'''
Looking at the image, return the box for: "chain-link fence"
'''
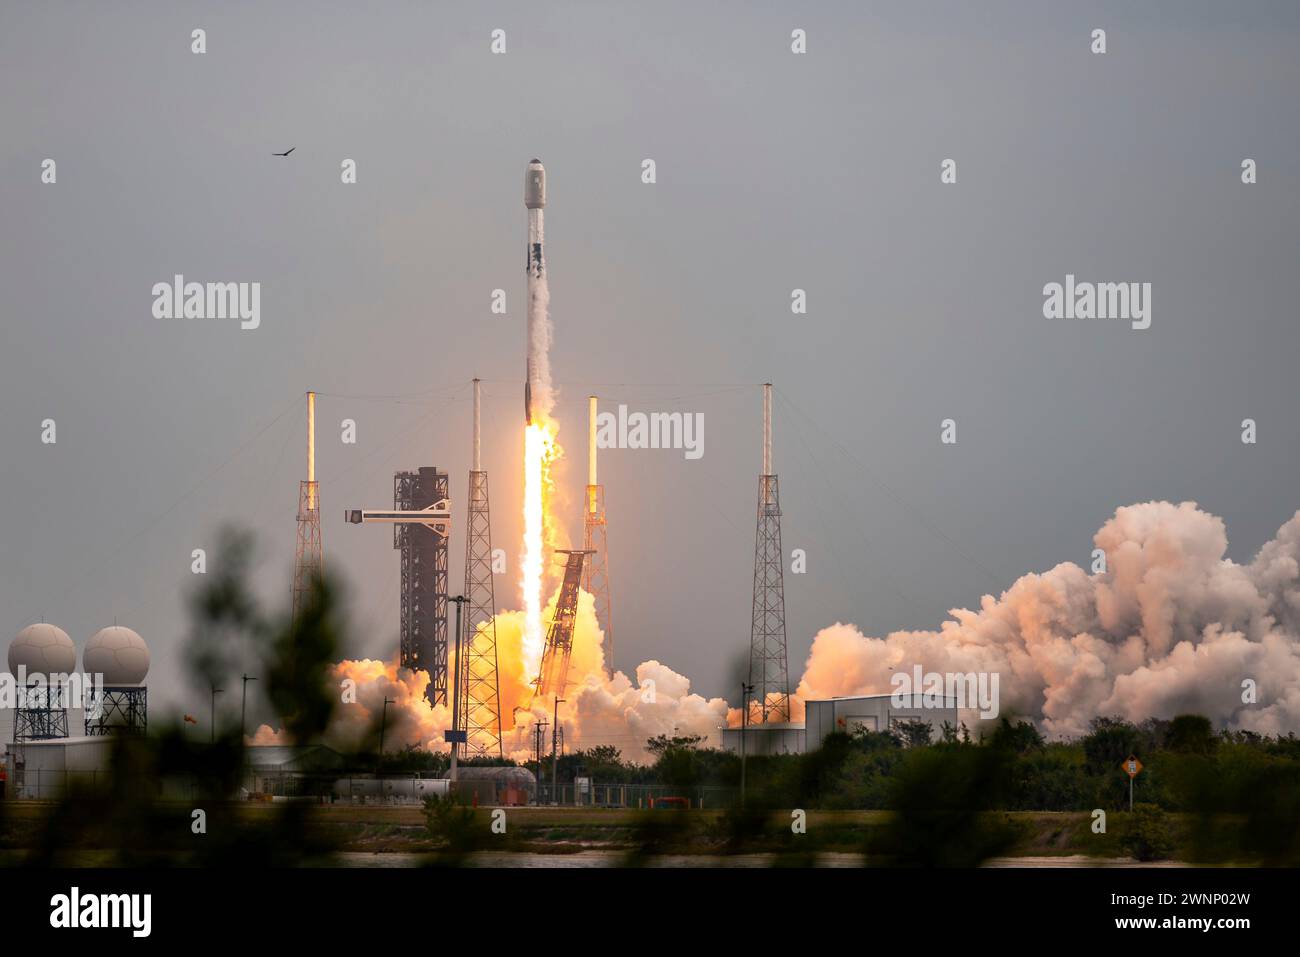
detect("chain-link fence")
[5,767,740,809]
[534,782,738,808]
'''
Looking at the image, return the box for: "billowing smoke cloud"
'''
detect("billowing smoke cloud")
[253,586,729,762]
[795,502,1300,737]
[252,501,1300,755]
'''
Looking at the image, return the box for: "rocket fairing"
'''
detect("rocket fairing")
[525,159,546,424]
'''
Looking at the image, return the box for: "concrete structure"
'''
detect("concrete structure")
[804,694,960,750]
[4,736,114,800]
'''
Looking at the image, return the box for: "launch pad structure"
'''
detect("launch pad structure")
[582,395,614,675]
[346,470,453,708]
[533,549,594,702]
[394,468,451,706]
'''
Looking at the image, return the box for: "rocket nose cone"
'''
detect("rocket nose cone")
[525,160,546,208]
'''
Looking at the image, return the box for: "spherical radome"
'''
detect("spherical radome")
[8,623,77,676]
[83,626,150,685]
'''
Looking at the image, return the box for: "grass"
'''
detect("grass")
[0,802,1205,861]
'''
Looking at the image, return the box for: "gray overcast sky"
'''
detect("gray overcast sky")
[2,1,1298,726]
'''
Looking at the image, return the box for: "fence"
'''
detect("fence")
[4,768,740,809]
[533,782,738,808]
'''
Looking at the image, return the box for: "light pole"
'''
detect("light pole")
[535,718,548,805]
[240,673,257,741]
[740,682,753,808]
[552,697,565,805]
[210,684,224,745]
[378,696,395,769]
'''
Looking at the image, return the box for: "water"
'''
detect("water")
[331,851,1180,868]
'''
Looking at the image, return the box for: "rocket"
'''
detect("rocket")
[524,158,546,424]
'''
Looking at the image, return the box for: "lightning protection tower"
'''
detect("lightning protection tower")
[748,383,790,723]
[582,395,614,675]
[460,379,503,757]
[292,391,323,623]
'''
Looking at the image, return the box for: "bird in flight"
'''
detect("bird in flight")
[272,147,295,157]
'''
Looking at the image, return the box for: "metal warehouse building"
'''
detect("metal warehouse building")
[4,736,115,800]
[720,694,962,755]
[804,694,960,750]
[718,722,806,756]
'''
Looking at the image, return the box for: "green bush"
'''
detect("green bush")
[1119,803,1175,861]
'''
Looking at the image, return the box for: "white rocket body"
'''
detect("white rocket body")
[525,159,546,424]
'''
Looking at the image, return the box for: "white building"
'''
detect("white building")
[718,722,806,756]
[804,694,960,750]
[4,736,115,800]
[719,694,963,756]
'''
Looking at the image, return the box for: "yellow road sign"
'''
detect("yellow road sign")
[1123,755,1143,778]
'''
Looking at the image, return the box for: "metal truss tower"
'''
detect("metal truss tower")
[292,391,323,622]
[533,550,593,702]
[84,687,148,736]
[582,396,614,675]
[460,379,503,757]
[14,683,69,741]
[749,383,790,723]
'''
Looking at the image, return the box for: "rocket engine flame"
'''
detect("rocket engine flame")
[522,421,559,676]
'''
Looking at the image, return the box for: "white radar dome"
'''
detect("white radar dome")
[8,623,77,677]
[83,625,150,686]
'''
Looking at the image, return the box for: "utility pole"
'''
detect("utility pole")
[210,685,223,745]
[447,595,468,785]
[239,673,257,741]
[378,696,395,767]
[551,698,565,806]
[740,682,753,807]
[534,719,548,804]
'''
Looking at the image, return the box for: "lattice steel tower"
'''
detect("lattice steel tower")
[395,468,450,706]
[460,379,503,756]
[582,395,614,675]
[293,391,323,623]
[749,383,790,723]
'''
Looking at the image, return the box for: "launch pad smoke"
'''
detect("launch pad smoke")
[255,500,1300,754]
